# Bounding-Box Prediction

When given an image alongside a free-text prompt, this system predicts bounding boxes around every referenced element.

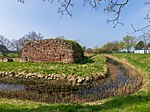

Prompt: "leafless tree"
[0,35,11,49]
[139,32,150,53]
[0,44,8,57]
[0,35,11,56]
[23,31,44,41]
[11,31,44,55]
[11,38,25,55]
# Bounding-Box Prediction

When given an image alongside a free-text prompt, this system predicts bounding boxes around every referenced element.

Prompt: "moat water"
[0,83,26,91]
[0,58,144,103]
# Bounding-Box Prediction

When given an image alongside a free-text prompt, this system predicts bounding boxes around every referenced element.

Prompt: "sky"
[0,0,149,48]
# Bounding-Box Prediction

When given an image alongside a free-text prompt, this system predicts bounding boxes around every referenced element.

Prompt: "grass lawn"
[0,55,106,77]
[0,53,150,112]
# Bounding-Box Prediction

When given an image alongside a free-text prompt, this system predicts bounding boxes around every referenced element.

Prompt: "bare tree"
[0,44,8,57]
[0,35,11,49]
[23,31,44,41]
[11,31,44,55]
[139,32,150,53]
[0,35,11,56]
[11,38,25,55]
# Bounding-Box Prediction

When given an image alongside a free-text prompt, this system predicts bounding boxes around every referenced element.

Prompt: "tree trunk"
[144,46,148,54]
[127,47,130,53]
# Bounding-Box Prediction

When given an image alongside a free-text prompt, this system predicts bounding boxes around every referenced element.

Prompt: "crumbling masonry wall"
[22,39,83,63]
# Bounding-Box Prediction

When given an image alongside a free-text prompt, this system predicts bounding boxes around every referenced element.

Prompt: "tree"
[11,38,25,55]
[99,41,124,53]
[118,41,126,50]
[99,42,114,53]
[86,48,93,54]
[123,35,136,53]
[99,42,111,53]
[17,0,150,30]
[0,35,11,56]
[111,41,124,52]
[0,35,11,49]
[11,31,44,55]
[138,32,150,53]
[93,46,101,54]
[147,42,150,54]
[0,44,8,57]
[23,31,44,41]
[82,46,87,52]
[135,41,144,50]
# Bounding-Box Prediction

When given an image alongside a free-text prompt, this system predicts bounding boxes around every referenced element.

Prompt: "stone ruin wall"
[22,39,83,63]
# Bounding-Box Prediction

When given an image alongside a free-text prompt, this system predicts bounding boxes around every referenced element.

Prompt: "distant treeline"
[85,34,150,54]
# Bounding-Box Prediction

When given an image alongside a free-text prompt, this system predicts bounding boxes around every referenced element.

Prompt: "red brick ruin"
[22,39,83,63]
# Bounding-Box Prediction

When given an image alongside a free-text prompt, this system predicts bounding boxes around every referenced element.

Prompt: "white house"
[134,49,150,54]
[119,47,150,54]
[119,48,135,53]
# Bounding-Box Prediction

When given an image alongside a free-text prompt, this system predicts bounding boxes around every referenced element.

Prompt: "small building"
[134,49,150,54]
[119,48,135,53]
[22,38,84,63]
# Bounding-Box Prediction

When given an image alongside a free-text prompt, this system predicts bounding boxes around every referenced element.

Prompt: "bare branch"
[104,0,129,28]
[130,24,150,34]
[129,1,150,33]
[58,0,74,16]
[144,0,150,5]
[18,0,25,3]
[17,0,130,27]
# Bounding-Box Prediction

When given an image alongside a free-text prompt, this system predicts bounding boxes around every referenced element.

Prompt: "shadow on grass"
[75,56,95,64]
[1,93,150,112]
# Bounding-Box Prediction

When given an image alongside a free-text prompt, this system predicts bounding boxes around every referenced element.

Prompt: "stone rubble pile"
[22,39,83,63]
[0,71,105,85]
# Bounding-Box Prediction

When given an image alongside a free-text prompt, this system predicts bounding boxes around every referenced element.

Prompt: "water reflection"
[0,83,26,91]
[0,58,144,103]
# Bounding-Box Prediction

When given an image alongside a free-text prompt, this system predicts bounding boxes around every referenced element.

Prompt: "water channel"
[0,57,144,103]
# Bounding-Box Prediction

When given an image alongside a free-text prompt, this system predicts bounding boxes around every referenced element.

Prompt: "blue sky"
[0,0,148,48]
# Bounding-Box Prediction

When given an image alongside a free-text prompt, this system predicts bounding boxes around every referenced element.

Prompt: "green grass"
[0,53,20,58]
[0,55,106,77]
[7,53,20,58]
[0,54,2,57]
[0,92,150,112]
[112,53,150,77]
[0,53,150,112]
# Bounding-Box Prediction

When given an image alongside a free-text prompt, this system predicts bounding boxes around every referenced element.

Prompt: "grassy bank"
[0,53,150,112]
[0,55,106,77]
[112,53,150,77]
[0,53,20,58]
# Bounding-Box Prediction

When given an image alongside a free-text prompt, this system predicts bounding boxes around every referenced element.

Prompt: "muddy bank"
[72,56,144,102]
[0,56,145,103]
